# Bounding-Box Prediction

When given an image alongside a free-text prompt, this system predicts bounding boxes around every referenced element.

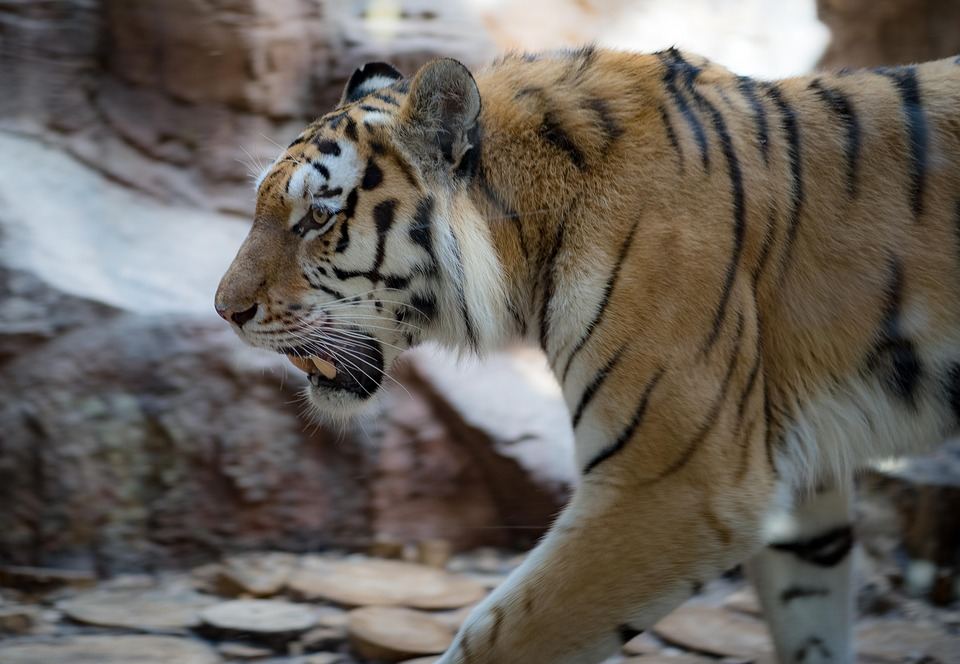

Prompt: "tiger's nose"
[216,303,259,327]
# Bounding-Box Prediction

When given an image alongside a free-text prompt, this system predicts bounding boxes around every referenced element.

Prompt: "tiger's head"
[215,59,507,417]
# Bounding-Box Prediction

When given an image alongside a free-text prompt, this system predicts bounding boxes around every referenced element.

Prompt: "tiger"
[215,46,960,663]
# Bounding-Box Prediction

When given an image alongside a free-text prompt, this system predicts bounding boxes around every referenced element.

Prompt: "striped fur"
[216,47,960,662]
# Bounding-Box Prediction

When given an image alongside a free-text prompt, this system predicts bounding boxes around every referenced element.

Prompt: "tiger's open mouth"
[281,335,384,398]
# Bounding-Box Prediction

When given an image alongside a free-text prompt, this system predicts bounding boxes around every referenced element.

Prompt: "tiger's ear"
[401,58,481,175]
[339,62,403,106]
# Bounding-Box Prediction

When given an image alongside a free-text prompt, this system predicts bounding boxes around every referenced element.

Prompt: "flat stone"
[0,566,97,592]
[653,603,773,658]
[58,586,219,630]
[216,641,274,659]
[294,626,347,651]
[288,557,486,610]
[0,634,221,664]
[348,606,454,661]
[216,552,297,598]
[416,539,452,568]
[856,619,957,661]
[303,654,346,664]
[621,655,714,664]
[0,605,39,635]
[398,657,442,664]
[722,588,763,617]
[620,630,660,656]
[200,599,317,637]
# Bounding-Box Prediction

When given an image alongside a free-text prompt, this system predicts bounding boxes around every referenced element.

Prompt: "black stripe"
[877,67,927,219]
[372,91,400,106]
[658,103,684,173]
[737,76,770,165]
[572,344,628,428]
[308,278,346,301]
[334,189,358,253]
[583,368,664,475]
[794,637,832,663]
[585,97,624,147]
[617,625,643,644]
[343,116,358,142]
[409,196,438,272]
[311,161,331,180]
[476,166,530,262]
[539,223,566,353]
[313,139,341,155]
[508,302,527,338]
[697,81,747,356]
[763,83,804,281]
[409,292,437,324]
[560,219,641,383]
[371,200,396,272]
[642,311,744,485]
[809,79,861,198]
[362,159,383,190]
[540,109,587,170]
[866,258,922,406]
[751,208,778,288]
[944,363,960,423]
[449,230,480,353]
[659,49,710,170]
[769,525,854,567]
[780,586,829,604]
[288,135,306,148]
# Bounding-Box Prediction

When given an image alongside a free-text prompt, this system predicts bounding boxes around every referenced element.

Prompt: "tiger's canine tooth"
[287,355,314,374]
[311,356,338,379]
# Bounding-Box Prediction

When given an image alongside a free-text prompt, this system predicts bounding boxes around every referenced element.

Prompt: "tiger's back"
[216,47,960,663]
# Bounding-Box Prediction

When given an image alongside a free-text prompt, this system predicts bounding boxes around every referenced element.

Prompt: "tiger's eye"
[312,208,328,225]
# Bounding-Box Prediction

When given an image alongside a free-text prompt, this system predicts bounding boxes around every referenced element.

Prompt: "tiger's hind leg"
[748,477,855,664]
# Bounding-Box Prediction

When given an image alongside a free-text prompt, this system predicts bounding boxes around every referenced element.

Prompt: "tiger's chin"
[282,336,387,419]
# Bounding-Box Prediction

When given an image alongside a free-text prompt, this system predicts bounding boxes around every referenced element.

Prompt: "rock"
[58,585,219,630]
[348,606,454,661]
[620,631,661,656]
[287,557,486,610]
[215,552,298,598]
[652,604,773,658]
[200,599,318,640]
[0,605,39,635]
[368,538,406,560]
[855,619,958,662]
[721,587,763,617]
[398,658,442,664]
[860,442,960,605]
[303,654,347,664]
[216,641,275,660]
[0,634,221,664]
[1,0,495,214]
[416,539,453,569]
[294,626,348,652]
[0,566,97,593]
[817,0,960,69]
[620,655,714,664]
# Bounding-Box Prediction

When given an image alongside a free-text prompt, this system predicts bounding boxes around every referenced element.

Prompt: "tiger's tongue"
[287,354,337,379]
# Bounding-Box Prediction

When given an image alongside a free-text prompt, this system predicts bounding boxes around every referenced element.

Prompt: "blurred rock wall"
[0,0,572,576]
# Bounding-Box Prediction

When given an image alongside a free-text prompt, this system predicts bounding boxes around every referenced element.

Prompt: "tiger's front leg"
[438,451,775,664]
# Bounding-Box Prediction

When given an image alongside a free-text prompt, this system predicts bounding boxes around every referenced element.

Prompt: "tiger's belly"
[778,372,955,490]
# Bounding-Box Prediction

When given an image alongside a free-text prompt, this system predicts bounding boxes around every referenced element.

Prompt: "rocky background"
[0,0,959,662]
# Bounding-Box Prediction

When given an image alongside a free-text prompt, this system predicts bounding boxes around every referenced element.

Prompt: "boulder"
[0,0,494,214]
[817,0,960,69]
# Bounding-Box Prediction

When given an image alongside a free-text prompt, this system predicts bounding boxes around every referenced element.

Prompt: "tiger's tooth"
[287,355,314,374]
[311,356,338,379]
